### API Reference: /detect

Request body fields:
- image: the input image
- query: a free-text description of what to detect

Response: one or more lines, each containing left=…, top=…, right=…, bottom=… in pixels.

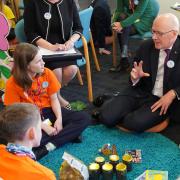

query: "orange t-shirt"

left=0, top=145, right=56, bottom=180
left=4, top=68, right=61, bottom=108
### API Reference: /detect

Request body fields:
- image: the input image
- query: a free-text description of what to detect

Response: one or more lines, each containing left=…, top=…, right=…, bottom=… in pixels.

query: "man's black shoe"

left=33, top=146, right=48, bottom=160
left=122, top=58, right=130, bottom=71
left=92, top=109, right=100, bottom=120
left=71, top=135, right=82, bottom=143
left=93, top=94, right=112, bottom=107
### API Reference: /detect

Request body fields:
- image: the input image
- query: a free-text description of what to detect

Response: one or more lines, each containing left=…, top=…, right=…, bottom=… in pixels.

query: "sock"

left=121, top=45, right=128, bottom=58
left=45, top=142, right=56, bottom=152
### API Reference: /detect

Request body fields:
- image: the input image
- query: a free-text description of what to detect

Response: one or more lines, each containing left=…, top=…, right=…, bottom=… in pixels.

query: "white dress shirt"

left=131, top=47, right=180, bottom=100
left=152, top=49, right=168, bottom=97
left=132, top=48, right=171, bottom=97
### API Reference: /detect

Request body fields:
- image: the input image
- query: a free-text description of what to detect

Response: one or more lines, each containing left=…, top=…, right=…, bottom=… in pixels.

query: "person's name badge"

left=134, top=0, right=139, bottom=5
left=42, top=81, right=49, bottom=88
left=167, top=60, right=175, bottom=68
left=44, top=12, right=51, bottom=20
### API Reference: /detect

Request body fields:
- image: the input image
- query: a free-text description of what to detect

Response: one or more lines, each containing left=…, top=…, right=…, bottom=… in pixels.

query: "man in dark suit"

left=99, top=13, right=180, bottom=132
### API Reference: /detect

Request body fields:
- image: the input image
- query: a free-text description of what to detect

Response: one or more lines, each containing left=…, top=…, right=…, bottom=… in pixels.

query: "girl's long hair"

left=12, top=43, right=38, bottom=90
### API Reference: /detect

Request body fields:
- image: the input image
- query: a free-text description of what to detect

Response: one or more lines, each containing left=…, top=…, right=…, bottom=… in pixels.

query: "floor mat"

left=39, top=125, right=180, bottom=179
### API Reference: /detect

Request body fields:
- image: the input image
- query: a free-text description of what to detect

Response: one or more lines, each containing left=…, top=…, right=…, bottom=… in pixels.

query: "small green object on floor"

left=70, top=101, right=86, bottom=111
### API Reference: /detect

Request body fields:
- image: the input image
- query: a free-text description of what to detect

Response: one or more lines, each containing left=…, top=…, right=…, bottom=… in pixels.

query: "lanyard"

left=27, top=78, right=44, bottom=120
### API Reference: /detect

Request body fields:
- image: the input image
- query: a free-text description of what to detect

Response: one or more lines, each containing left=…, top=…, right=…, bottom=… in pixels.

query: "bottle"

left=89, top=162, right=100, bottom=180
left=109, top=154, right=120, bottom=171
left=102, top=162, right=113, bottom=180
left=122, top=154, right=133, bottom=172
left=116, top=163, right=127, bottom=180
left=95, top=156, right=105, bottom=172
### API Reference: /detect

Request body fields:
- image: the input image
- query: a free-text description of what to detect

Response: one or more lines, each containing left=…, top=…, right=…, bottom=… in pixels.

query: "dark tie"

left=163, top=49, right=171, bottom=94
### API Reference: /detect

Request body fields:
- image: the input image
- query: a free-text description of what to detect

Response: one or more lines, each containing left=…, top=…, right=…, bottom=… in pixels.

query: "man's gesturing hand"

left=131, top=61, right=150, bottom=81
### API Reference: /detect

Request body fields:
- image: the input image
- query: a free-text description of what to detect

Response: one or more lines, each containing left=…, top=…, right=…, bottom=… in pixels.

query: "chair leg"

left=112, top=30, right=117, bottom=67
left=81, top=36, right=93, bottom=102
left=77, top=69, right=83, bottom=86
left=10, top=0, right=20, bottom=21
left=89, top=32, right=101, bottom=72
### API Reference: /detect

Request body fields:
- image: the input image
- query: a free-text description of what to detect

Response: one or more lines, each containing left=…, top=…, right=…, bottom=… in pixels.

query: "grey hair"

left=156, top=13, right=179, bottom=32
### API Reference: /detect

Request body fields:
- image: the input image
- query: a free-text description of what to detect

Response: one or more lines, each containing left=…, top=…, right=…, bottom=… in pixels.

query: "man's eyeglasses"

left=151, top=30, right=174, bottom=37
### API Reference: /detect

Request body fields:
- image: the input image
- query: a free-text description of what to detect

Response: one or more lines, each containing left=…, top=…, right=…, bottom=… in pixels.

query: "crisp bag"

left=59, top=152, right=89, bottom=180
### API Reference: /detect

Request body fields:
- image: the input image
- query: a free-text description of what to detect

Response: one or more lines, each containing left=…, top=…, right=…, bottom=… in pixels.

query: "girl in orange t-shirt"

left=4, top=43, right=90, bottom=160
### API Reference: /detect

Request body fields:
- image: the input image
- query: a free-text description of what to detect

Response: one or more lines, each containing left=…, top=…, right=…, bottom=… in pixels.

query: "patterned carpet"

left=39, top=125, right=180, bottom=180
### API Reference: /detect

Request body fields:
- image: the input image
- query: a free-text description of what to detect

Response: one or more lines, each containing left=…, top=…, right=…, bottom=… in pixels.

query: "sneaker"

left=33, top=146, right=48, bottom=160
left=93, top=94, right=112, bottom=107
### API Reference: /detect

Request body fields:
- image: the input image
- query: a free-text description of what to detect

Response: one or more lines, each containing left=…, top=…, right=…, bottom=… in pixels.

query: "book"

left=37, top=47, right=82, bottom=68
left=125, top=149, right=142, bottom=163
left=135, top=170, right=168, bottom=180
left=39, top=46, right=77, bottom=56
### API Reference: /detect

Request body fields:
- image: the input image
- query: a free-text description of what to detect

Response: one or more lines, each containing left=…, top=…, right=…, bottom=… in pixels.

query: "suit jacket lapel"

left=164, top=36, right=179, bottom=93
left=169, top=37, right=180, bottom=68
left=150, top=47, right=159, bottom=86
left=165, top=37, right=180, bottom=83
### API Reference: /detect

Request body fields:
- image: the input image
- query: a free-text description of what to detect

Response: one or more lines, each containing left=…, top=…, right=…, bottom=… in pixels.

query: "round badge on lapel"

left=42, top=81, right=49, bottom=88
left=134, top=0, right=139, bottom=5
left=44, top=12, right=51, bottom=20
left=167, top=60, right=175, bottom=68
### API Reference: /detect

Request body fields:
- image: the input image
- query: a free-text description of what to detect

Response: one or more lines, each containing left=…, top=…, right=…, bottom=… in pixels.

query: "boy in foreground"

left=0, top=103, right=56, bottom=179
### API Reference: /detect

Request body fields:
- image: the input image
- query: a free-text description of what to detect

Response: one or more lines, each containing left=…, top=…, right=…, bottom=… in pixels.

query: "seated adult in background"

left=0, top=103, right=56, bottom=179
left=0, top=0, right=16, bottom=42
left=24, top=0, right=82, bottom=109
left=110, top=0, right=159, bottom=72
left=4, top=43, right=90, bottom=159
left=99, top=13, right=180, bottom=132
left=90, top=0, right=112, bottom=55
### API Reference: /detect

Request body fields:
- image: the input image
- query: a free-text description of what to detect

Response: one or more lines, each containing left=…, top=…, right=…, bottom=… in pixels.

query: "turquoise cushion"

left=76, top=57, right=86, bottom=67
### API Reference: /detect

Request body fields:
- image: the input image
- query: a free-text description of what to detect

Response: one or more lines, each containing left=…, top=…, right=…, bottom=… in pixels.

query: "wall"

left=158, top=0, right=180, bottom=20
left=80, top=0, right=180, bottom=21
